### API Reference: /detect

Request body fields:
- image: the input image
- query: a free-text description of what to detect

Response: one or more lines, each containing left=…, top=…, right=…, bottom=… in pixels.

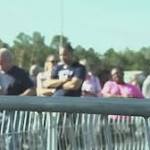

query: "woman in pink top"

left=101, top=67, right=143, bottom=98
left=101, top=67, right=143, bottom=121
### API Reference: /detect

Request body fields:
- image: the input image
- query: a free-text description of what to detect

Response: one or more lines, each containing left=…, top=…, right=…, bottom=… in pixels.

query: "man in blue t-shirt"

left=43, top=43, right=86, bottom=96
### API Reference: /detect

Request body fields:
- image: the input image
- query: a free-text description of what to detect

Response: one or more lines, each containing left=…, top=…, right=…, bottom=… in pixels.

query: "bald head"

left=0, top=48, right=13, bottom=61
left=0, top=48, right=13, bottom=72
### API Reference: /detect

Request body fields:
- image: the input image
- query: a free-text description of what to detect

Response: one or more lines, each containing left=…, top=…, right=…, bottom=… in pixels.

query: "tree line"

left=0, top=32, right=150, bottom=75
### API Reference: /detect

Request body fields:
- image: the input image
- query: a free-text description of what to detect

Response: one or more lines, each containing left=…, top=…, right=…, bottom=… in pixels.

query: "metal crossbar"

left=0, top=96, right=148, bottom=116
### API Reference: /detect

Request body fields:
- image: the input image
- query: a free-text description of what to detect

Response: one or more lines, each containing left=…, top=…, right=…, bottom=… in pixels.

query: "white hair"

left=0, top=48, right=13, bottom=63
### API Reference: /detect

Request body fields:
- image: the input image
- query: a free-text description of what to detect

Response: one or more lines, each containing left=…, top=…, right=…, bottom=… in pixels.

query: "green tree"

left=74, top=46, right=102, bottom=74
left=50, top=35, right=69, bottom=50
left=31, top=32, right=49, bottom=66
left=103, top=48, right=124, bottom=69
left=12, top=32, right=32, bottom=70
left=0, top=39, right=9, bottom=48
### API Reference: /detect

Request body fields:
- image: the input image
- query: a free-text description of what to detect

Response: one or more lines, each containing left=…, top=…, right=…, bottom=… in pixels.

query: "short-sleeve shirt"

left=0, top=71, right=14, bottom=94
left=102, top=80, right=144, bottom=121
left=101, top=81, right=143, bottom=98
left=6, top=66, right=34, bottom=95
left=142, top=75, right=150, bottom=98
left=81, top=72, right=101, bottom=96
left=51, top=62, right=86, bottom=96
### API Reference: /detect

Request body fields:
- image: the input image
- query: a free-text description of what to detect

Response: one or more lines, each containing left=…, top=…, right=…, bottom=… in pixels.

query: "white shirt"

left=0, top=71, right=14, bottom=94
left=81, top=72, right=101, bottom=96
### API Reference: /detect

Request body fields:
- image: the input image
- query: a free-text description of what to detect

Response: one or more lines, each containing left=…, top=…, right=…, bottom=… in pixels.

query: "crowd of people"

left=0, top=44, right=149, bottom=100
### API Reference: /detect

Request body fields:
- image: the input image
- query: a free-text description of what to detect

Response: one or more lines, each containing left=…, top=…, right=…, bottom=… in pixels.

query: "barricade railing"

left=0, top=96, right=149, bottom=150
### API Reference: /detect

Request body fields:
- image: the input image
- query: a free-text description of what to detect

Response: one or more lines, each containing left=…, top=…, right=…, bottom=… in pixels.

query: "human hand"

left=122, top=92, right=133, bottom=98
left=61, top=76, right=70, bottom=84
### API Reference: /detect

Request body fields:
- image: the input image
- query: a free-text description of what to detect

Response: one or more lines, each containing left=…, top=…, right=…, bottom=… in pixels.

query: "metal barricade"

left=0, top=96, right=149, bottom=150
left=0, top=111, right=148, bottom=150
left=0, top=111, right=59, bottom=150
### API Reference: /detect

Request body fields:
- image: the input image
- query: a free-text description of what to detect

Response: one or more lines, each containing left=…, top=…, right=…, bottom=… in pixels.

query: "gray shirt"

left=142, top=75, right=150, bottom=98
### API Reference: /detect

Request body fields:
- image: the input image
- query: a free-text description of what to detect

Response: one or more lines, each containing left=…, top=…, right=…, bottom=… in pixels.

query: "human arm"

left=20, top=87, right=36, bottom=96
left=36, top=73, right=56, bottom=96
left=36, top=87, right=55, bottom=96
left=19, top=70, right=36, bottom=96
left=42, top=78, right=69, bottom=88
left=62, top=76, right=83, bottom=90
left=42, top=64, right=70, bottom=88
left=101, top=81, right=121, bottom=97
left=132, top=85, right=144, bottom=98
left=102, top=92, right=120, bottom=97
left=62, top=65, right=86, bottom=90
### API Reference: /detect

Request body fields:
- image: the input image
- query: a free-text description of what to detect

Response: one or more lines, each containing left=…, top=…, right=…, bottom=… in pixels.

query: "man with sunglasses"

left=36, top=54, right=57, bottom=96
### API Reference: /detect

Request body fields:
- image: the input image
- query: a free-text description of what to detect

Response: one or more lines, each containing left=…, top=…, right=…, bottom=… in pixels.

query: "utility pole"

left=59, top=0, right=64, bottom=47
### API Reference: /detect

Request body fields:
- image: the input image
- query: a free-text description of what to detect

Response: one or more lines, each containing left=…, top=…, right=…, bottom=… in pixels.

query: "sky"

left=0, top=0, right=150, bottom=53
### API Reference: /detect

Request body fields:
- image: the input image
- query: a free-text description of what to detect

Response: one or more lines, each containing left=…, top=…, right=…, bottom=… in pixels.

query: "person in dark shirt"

left=43, top=43, right=86, bottom=96
left=0, top=48, right=35, bottom=95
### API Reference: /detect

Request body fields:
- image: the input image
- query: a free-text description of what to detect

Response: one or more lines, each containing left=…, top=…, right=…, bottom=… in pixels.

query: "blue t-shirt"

left=51, top=62, right=86, bottom=96
left=6, top=66, right=34, bottom=95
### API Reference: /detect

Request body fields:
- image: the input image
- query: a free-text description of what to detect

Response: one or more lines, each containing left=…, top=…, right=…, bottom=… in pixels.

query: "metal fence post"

left=104, top=115, right=113, bottom=150
left=47, top=112, right=57, bottom=150
left=10, top=111, right=16, bottom=150
left=144, top=117, right=150, bottom=150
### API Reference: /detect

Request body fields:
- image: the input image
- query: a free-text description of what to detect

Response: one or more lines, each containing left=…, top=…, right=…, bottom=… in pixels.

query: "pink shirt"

left=101, top=81, right=143, bottom=98
left=81, top=72, right=101, bottom=97
left=101, top=81, right=143, bottom=120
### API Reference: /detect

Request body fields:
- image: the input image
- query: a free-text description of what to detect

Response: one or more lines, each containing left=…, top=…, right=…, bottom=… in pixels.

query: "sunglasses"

left=47, top=60, right=57, bottom=63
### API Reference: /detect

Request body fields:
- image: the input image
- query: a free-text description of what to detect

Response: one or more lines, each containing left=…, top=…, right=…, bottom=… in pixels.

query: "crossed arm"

left=43, top=76, right=83, bottom=91
left=20, top=87, right=36, bottom=96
